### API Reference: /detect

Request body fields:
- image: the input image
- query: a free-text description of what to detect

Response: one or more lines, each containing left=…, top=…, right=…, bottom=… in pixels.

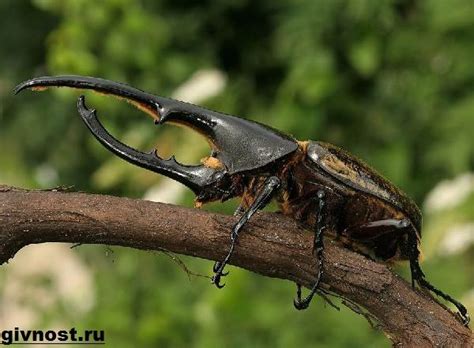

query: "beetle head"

left=15, top=76, right=298, bottom=203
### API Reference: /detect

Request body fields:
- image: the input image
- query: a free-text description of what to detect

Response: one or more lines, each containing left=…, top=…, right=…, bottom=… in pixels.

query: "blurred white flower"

left=424, top=173, right=474, bottom=213
left=0, top=244, right=95, bottom=328
left=171, top=69, right=227, bottom=104
left=34, top=163, right=59, bottom=187
left=438, top=223, right=474, bottom=256
left=143, top=178, right=187, bottom=204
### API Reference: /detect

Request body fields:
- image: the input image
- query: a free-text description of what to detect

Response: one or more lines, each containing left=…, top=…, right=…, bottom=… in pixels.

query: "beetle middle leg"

left=294, top=190, right=326, bottom=310
left=211, top=176, right=281, bottom=288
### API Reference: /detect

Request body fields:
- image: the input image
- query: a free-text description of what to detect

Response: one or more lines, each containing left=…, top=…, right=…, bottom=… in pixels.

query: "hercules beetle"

left=15, top=75, right=469, bottom=325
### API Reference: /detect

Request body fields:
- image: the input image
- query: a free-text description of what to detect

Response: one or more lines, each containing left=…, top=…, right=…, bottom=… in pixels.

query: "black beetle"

left=15, top=75, right=469, bottom=325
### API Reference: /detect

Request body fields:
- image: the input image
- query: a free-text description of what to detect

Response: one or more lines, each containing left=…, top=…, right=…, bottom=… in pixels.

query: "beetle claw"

left=293, top=283, right=313, bottom=310
left=211, top=274, right=226, bottom=289
left=211, top=259, right=230, bottom=289
left=293, top=298, right=309, bottom=310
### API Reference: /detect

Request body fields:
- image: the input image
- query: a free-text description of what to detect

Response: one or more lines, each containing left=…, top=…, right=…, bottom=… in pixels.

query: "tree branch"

left=0, top=185, right=471, bottom=346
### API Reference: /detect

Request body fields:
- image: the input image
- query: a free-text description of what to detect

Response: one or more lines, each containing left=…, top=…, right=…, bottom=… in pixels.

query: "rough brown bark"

left=0, top=185, right=472, bottom=346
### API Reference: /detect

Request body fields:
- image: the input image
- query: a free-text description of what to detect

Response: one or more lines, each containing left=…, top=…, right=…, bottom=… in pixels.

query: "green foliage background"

left=0, top=0, right=472, bottom=347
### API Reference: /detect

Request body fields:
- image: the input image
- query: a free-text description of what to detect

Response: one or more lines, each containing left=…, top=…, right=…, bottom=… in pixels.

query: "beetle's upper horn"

left=15, top=75, right=298, bottom=188
left=155, top=99, right=298, bottom=175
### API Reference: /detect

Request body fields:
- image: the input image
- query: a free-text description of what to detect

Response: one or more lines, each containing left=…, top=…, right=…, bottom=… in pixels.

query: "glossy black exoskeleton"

left=15, top=76, right=469, bottom=325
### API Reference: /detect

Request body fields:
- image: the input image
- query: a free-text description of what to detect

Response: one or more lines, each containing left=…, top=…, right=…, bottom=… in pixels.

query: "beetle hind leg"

left=211, top=176, right=281, bottom=288
left=294, top=190, right=326, bottom=310
left=408, top=231, right=470, bottom=326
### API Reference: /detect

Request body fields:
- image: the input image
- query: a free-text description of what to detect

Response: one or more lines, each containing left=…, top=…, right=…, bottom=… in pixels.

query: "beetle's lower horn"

left=76, top=95, right=220, bottom=194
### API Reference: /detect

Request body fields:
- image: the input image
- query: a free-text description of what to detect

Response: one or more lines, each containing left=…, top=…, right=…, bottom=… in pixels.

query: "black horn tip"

left=77, top=95, right=96, bottom=118
left=14, top=76, right=64, bottom=95
left=76, top=95, right=88, bottom=112
left=14, top=76, right=66, bottom=95
left=14, top=79, right=35, bottom=95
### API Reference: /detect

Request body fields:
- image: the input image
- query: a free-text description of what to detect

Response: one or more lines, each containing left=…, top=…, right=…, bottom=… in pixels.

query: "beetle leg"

left=294, top=190, right=326, bottom=310
left=407, top=231, right=470, bottom=326
left=211, top=176, right=281, bottom=288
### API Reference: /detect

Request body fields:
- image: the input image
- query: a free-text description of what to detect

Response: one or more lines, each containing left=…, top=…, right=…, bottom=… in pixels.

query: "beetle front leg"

left=294, top=190, right=326, bottom=310
left=211, top=176, right=281, bottom=288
